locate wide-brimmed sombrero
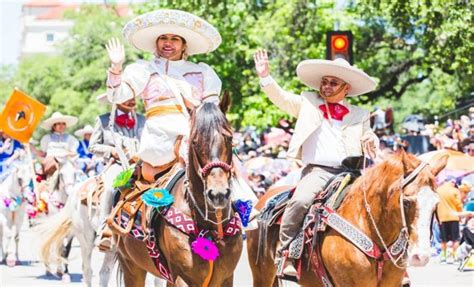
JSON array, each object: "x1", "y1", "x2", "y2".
[
  {"x1": 123, "y1": 9, "x2": 221, "y2": 55},
  {"x1": 74, "y1": 124, "x2": 94, "y2": 137},
  {"x1": 296, "y1": 58, "x2": 377, "y2": 97},
  {"x1": 40, "y1": 112, "x2": 78, "y2": 130},
  {"x1": 96, "y1": 93, "x2": 110, "y2": 104}
]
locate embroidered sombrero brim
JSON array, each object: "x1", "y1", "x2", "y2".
[
  {"x1": 123, "y1": 9, "x2": 221, "y2": 55},
  {"x1": 41, "y1": 112, "x2": 78, "y2": 130},
  {"x1": 296, "y1": 58, "x2": 377, "y2": 97}
]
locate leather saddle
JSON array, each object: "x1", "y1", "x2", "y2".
[
  {"x1": 41, "y1": 156, "x2": 58, "y2": 177},
  {"x1": 107, "y1": 160, "x2": 183, "y2": 237},
  {"x1": 79, "y1": 176, "x2": 104, "y2": 207},
  {"x1": 257, "y1": 156, "x2": 366, "y2": 227},
  {"x1": 107, "y1": 180, "x2": 151, "y2": 236},
  {"x1": 140, "y1": 135, "x2": 183, "y2": 183}
]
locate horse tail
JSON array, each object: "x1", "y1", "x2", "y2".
[{"x1": 36, "y1": 194, "x2": 76, "y2": 266}]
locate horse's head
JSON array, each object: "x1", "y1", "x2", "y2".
[
  {"x1": 395, "y1": 150, "x2": 447, "y2": 267},
  {"x1": 188, "y1": 94, "x2": 233, "y2": 210},
  {"x1": 358, "y1": 150, "x2": 447, "y2": 268}
]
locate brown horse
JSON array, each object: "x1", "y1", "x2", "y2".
[
  {"x1": 247, "y1": 150, "x2": 448, "y2": 287},
  {"x1": 116, "y1": 94, "x2": 243, "y2": 287}
]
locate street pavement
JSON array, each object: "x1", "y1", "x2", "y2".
[{"x1": 1, "y1": 223, "x2": 473, "y2": 286}]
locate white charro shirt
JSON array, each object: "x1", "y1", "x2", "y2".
[
  {"x1": 40, "y1": 132, "x2": 79, "y2": 157},
  {"x1": 301, "y1": 118, "x2": 347, "y2": 167},
  {"x1": 107, "y1": 57, "x2": 222, "y2": 110},
  {"x1": 106, "y1": 57, "x2": 222, "y2": 167},
  {"x1": 260, "y1": 75, "x2": 348, "y2": 166}
]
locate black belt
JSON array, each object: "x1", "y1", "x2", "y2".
[{"x1": 306, "y1": 163, "x2": 345, "y2": 174}]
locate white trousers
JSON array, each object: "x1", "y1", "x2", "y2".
[{"x1": 138, "y1": 114, "x2": 189, "y2": 167}]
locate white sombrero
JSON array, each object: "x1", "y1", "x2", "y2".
[
  {"x1": 74, "y1": 124, "x2": 94, "y2": 137},
  {"x1": 122, "y1": 9, "x2": 221, "y2": 55},
  {"x1": 296, "y1": 58, "x2": 377, "y2": 97},
  {"x1": 40, "y1": 112, "x2": 78, "y2": 130},
  {"x1": 96, "y1": 93, "x2": 110, "y2": 104}
]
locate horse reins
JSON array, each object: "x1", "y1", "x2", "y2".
[
  {"x1": 186, "y1": 142, "x2": 234, "y2": 227},
  {"x1": 361, "y1": 157, "x2": 429, "y2": 271},
  {"x1": 185, "y1": 179, "x2": 232, "y2": 226}
]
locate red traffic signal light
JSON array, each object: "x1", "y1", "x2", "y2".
[{"x1": 326, "y1": 31, "x2": 353, "y2": 64}]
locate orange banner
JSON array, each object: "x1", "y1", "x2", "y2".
[{"x1": 0, "y1": 88, "x2": 46, "y2": 143}]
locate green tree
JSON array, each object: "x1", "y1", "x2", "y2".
[
  {"x1": 7, "y1": 5, "x2": 137, "y2": 139},
  {"x1": 2, "y1": 0, "x2": 472, "y2": 134},
  {"x1": 353, "y1": 0, "x2": 473, "y2": 125}
]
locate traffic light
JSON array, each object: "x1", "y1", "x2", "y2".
[{"x1": 326, "y1": 31, "x2": 353, "y2": 64}]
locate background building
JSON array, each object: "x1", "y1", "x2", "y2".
[{"x1": 0, "y1": 0, "x2": 140, "y2": 66}]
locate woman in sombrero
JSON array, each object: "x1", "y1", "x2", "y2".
[
  {"x1": 39, "y1": 111, "x2": 79, "y2": 177},
  {"x1": 105, "y1": 9, "x2": 258, "y2": 230},
  {"x1": 105, "y1": 9, "x2": 222, "y2": 172}
]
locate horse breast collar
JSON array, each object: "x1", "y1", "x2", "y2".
[
  {"x1": 141, "y1": 169, "x2": 241, "y2": 284},
  {"x1": 161, "y1": 172, "x2": 241, "y2": 240},
  {"x1": 161, "y1": 206, "x2": 241, "y2": 239}
]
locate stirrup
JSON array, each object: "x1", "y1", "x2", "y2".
[
  {"x1": 276, "y1": 250, "x2": 288, "y2": 276},
  {"x1": 96, "y1": 226, "x2": 113, "y2": 252},
  {"x1": 282, "y1": 261, "x2": 298, "y2": 277},
  {"x1": 276, "y1": 250, "x2": 299, "y2": 280}
]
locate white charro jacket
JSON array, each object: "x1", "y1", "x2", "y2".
[{"x1": 261, "y1": 79, "x2": 378, "y2": 161}]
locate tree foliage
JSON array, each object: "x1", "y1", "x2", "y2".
[{"x1": 0, "y1": 1, "x2": 472, "y2": 137}]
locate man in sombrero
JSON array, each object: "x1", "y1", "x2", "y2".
[
  {"x1": 254, "y1": 49, "x2": 379, "y2": 276},
  {"x1": 105, "y1": 9, "x2": 222, "y2": 174}
]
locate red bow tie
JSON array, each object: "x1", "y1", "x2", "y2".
[
  {"x1": 115, "y1": 114, "x2": 135, "y2": 129},
  {"x1": 318, "y1": 103, "x2": 349, "y2": 121}
]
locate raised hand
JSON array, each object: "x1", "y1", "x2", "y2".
[
  {"x1": 106, "y1": 38, "x2": 125, "y2": 70},
  {"x1": 253, "y1": 49, "x2": 270, "y2": 78},
  {"x1": 362, "y1": 134, "x2": 377, "y2": 160}
]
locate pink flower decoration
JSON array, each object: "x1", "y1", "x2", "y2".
[
  {"x1": 191, "y1": 237, "x2": 219, "y2": 261},
  {"x1": 26, "y1": 204, "x2": 37, "y2": 218},
  {"x1": 3, "y1": 198, "x2": 12, "y2": 208}
]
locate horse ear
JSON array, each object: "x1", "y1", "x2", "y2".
[
  {"x1": 219, "y1": 91, "x2": 231, "y2": 115},
  {"x1": 430, "y1": 154, "x2": 448, "y2": 176}
]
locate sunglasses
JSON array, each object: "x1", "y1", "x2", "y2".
[{"x1": 321, "y1": 79, "x2": 345, "y2": 87}]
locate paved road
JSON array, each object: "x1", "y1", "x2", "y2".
[{"x1": 1, "y1": 224, "x2": 473, "y2": 286}]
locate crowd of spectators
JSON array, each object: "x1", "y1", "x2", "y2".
[
  {"x1": 376, "y1": 106, "x2": 474, "y2": 156},
  {"x1": 233, "y1": 119, "x2": 301, "y2": 196},
  {"x1": 233, "y1": 107, "x2": 474, "y2": 197}
]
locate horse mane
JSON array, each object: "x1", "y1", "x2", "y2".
[
  {"x1": 340, "y1": 151, "x2": 433, "y2": 242},
  {"x1": 187, "y1": 102, "x2": 233, "y2": 190},
  {"x1": 350, "y1": 150, "x2": 433, "y2": 200},
  {"x1": 189, "y1": 102, "x2": 233, "y2": 141}
]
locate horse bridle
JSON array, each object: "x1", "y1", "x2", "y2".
[
  {"x1": 362, "y1": 160, "x2": 429, "y2": 269},
  {"x1": 186, "y1": 139, "x2": 234, "y2": 225}
]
